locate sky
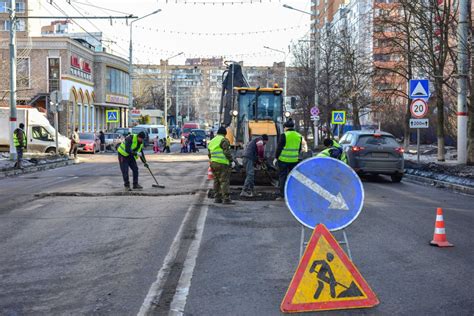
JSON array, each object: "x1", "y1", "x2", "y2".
[{"x1": 32, "y1": 0, "x2": 312, "y2": 66}]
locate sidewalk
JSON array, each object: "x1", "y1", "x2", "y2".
[{"x1": 0, "y1": 153, "x2": 76, "y2": 178}]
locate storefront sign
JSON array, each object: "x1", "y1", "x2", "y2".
[
  {"x1": 106, "y1": 94, "x2": 129, "y2": 105},
  {"x1": 70, "y1": 55, "x2": 93, "y2": 81}
]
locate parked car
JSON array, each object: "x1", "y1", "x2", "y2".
[
  {"x1": 191, "y1": 129, "x2": 207, "y2": 148},
  {"x1": 113, "y1": 127, "x2": 150, "y2": 147},
  {"x1": 104, "y1": 133, "x2": 122, "y2": 151},
  {"x1": 78, "y1": 133, "x2": 100, "y2": 154},
  {"x1": 182, "y1": 122, "x2": 200, "y2": 138},
  {"x1": 339, "y1": 130, "x2": 404, "y2": 182}
]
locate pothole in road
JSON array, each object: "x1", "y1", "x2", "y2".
[
  {"x1": 34, "y1": 189, "x2": 207, "y2": 198},
  {"x1": 207, "y1": 187, "x2": 278, "y2": 201}
]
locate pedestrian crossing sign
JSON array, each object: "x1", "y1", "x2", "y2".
[
  {"x1": 106, "y1": 110, "x2": 119, "y2": 123},
  {"x1": 331, "y1": 111, "x2": 346, "y2": 125},
  {"x1": 281, "y1": 224, "x2": 379, "y2": 313}
]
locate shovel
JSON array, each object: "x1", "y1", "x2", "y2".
[
  {"x1": 260, "y1": 163, "x2": 279, "y2": 188},
  {"x1": 145, "y1": 164, "x2": 165, "y2": 188}
]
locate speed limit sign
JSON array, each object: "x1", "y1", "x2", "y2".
[{"x1": 410, "y1": 99, "x2": 428, "y2": 118}]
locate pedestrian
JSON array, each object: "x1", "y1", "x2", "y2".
[
  {"x1": 275, "y1": 118, "x2": 302, "y2": 200},
  {"x1": 180, "y1": 135, "x2": 187, "y2": 153},
  {"x1": 69, "y1": 127, "x2": 79, "y2": 159},
  {"x1": 153, "y1": 136, "x2": 161, "y2": 153},
  {"x1": 13, "y1": 123, "x2": 27, "y2": 169},
  {"x1": 176, "y1": 126, "x2": 181, "y2": 138},
  {"x1": 99, "y1": 131, "x2": 106, "y2": 153},
  {"x1": 164, "y1": 135, "x2": 171, "y2": 153},
  {"x1": 117, "y1": 131, "x2": 148, "y2": 191},
  {"x1": 189, "y1": 132, "x2": 197, "y2": 153},
  {"x1": 208, "y1": 127, "x2": 234, "y2": 204},
  {"x1": 317, "y1": 139, "x2": 348, "y2": 164},
  {"x1": 240, "y1": 134, "x2": 269, "y2": 197},
  {"x1": 209, "y1": 130, "x2": 215, "y2": 140}
]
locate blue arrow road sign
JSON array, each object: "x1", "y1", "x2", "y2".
[
  {"x1": 409, "y1": 79, "x2": 430, "y2": 99},
  {"x1": 285, "y1": 157, "x2": 364, "y2": 231}
]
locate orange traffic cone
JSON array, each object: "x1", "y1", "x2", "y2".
[
  {"x1": 430, "y1": 208, "x2": 453, "y2": 247},
  {"x1": 207, "y1": 166, "x2": 214, "y2": 180}
]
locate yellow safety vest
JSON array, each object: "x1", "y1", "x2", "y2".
[
  {"x1": 317, "y1": 141, "x2": 348, "y2": 164},
  {"x1": 13, "y1": 128, "x2": 27, "y2": 148},
  {"x1": 117, "y1": 134, "x2": 143, "y2": 159},
  {"x1": 279, "y1": 131, "x2": 302, "y2": 163},
  {"x1": 209, "y1": 135, "x2": 230, "y2": 165}
]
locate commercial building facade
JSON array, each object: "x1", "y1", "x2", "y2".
[{"x1": 0, "y1": 36, "x2": 129, "y2": 135}]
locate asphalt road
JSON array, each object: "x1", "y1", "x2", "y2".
[{"x1": 0, "y1": 150, "x2": 473, "y2": 315}]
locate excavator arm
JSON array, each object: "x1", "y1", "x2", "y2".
[{"x1": 219, "y1": 62, "x2": 249, "y2": 127}]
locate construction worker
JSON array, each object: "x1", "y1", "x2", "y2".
[
  {"x1": 240, "y1": 134, "x2": 269, "y2": 197},
  {"x1": 117, "y1": 131, "x2": 148, "y2": 191},
  {"x1": 13, "y1": 123, "x2": 27, "y2": 169},
  {"x1": 275, "y1": 119, "x2": 302, "y2": 199},
  {"x1": 208, "y1": 126, "x2": 234, "y2": 204},
  {"x1": 164, "y1": 135, "x2": 171, "y2": 153},
  {"x1": 317, "y1": 139, "x2": 348, "y2": 164}
]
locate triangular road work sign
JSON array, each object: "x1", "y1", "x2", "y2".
[
  {"x1": 281, "y1": 224, "x2": 379, "y2": 313},
  {"x1": 412, "y1": 82, "x2": 428, "y2": 97}
]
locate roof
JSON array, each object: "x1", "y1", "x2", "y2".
[
  {"x1": 234, "y1": 87, "x2": 284, "y2": 93},
  {"x1": 346, "y1": 130, "x2": 394, "y2": 136}
]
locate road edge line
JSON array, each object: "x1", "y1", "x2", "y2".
[
  {"x1": 168, "y1": 202, "x2": 209, "y2": 315},
  {"x1": 137, "y1": 178, "x2": 208, "y2": 316}
]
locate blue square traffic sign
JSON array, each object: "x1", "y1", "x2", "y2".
[
  {"x1": 409, "y1": 79, "x2": 430, "y2": 99},
  {"x1": 106, "y1": 110, "x2": 119, "y2": 123}
]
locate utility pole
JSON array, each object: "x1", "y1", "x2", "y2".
[
  {"x1": 128, "y1": 10, "x2": 161, "y2": 128},
  {"x1": 457, "y1": 0, "x2": 468, "y2": 164},
  {"x1": 163, "y1": 52, "x2": 183, "y2": 135},
  {"x1": 9, "y1": 0, "x2": 17, "y2": 161}
]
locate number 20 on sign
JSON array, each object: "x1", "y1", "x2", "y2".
[{"x1": 410, "y1": 99, "x2": 428, "y2": 119}]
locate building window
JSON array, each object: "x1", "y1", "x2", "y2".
[
  {"x1": 0, "y1": 1, "x2": 7, "y2": 13},
  {"x1": 106, "y1": 67, "x2": 129, "y2": 96},
  {"x1": 48, "y1": 58, "x2": 60, "y2": 93},
  {"x1": 1, "y1": 18, "x2": 26, "y2": 31},
  {"x1": 17, "y1": 57, "x2": 30, "y2": 89},
  {"x1": 16, "y1": 0, "x2": 25, "y2": 13}
]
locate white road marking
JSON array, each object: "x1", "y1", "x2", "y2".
[
  {"x1": 169, "y1": 203, "x2": 208, "y2": 315},
  {"x1": 138, "y1": 178, "x2": 208, "y2": 316},
  {"x1": 291, "y1": 170, "x2": 349, "y2": 210}
]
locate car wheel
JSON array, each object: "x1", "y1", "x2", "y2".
[
  {"x1": 391, "y1": 174, "x2": 403, "y2": 183},
  {"x1": 46, "y1": 148, "x2": 56, "y2": 155}
]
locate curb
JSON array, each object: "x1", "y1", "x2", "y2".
[
  {"x1": 0, "y1": 159, "x2": 76, "y2": 179},
  {"x1": 403, "y1": 173, "x2": 474, "y2": 196}
]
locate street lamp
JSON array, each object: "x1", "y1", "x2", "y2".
[
  {"x1": 283, "y1": 4, "x2": 320, "y2": 146},
  {"x1": 128, "y1": 9, "x2": 161, "y2": 127},
  {"x1": 163, "y1": 52, "x2": 183, "y2": 135},
  {"x1": 263, "y1": 45, "x2": 289, "y2": 107}
]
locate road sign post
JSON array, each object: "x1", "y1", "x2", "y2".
[
  {"x1": 310, "y1": 107, "x2": 320, "y2": 148},
  {"x1": 285, "y1": 157, "x2": 364, "y2": 259},
  {"x1": 50, "y1": 90, "x2": 62, "y2": 155},
  {"x1": 331, "y1": 111, "x2": 346, "y2": 139},
  {"x1": 281, "y1": 224, "x2": 379, "y2": 313},
  {"x1": 409, "y1": 97, "x2": 429, "y2": 164}
]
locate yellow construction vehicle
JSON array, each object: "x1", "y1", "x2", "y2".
[{"x1": 219, "y1": 62, "x2": 290, "y2": 184}]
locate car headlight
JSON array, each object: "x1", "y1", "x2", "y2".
[
  {"x1": 284, "y1": 111, "x2": 291, "y2": 118},
  {"x1": 231, "y1": 110, "x2": 239, "y2": 117}
]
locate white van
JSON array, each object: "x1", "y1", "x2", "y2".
[
  {"x1": 0, "y1": 106, "x2": 70, "y2": 154},
  {"x1": 135, "y1": 124, "x2": 167, "y2": 141}
]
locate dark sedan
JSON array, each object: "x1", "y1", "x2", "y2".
[
  {"x1": 191, "y1": 129, "x2": 207, "y2": 148},
  {"x1": 340, "y1": 130, "x2": 405, "y2": 182}
]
